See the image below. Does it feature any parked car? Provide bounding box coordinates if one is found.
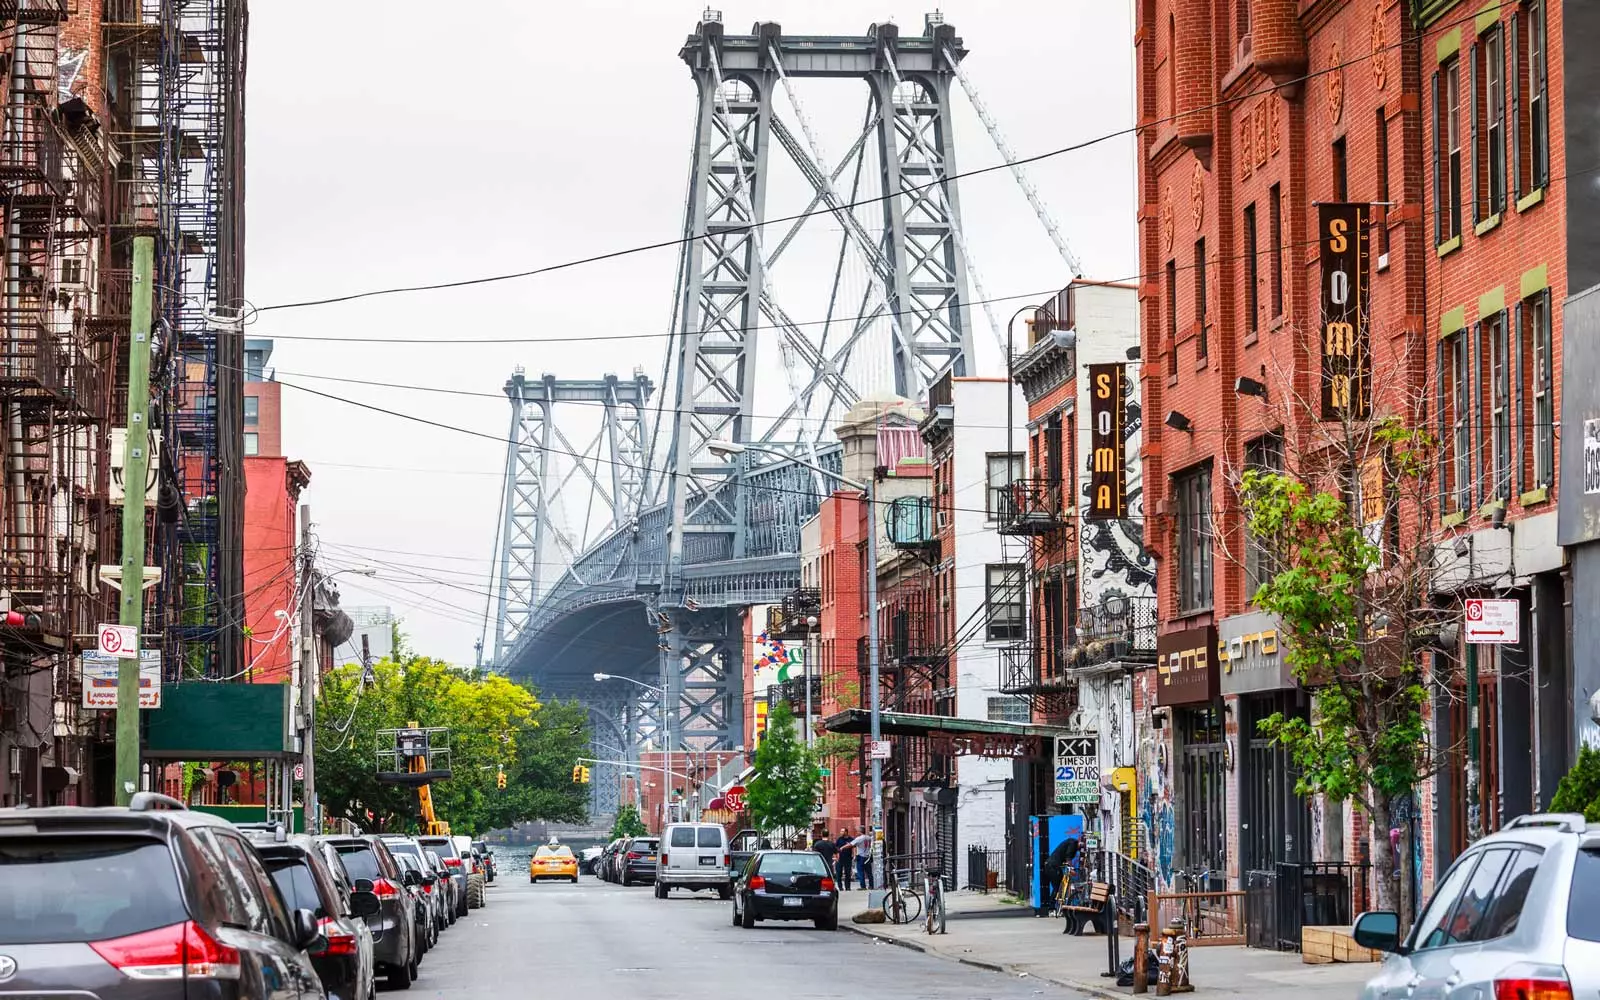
[731,849,840,930]
[657,822,732,899]
[599,838,626,882]
[391,853,439,958]
[580,845,604,875]
[382,836,448,936]
[320,833,420,989]
[618,836,660,886]
[245,829,380,1000]
[530,843,580,883]
[0,793,328,1000]
[1354,812,1599,1000]
[729,827,770,876]
[418,835,471,918]
[424,849,459,925]
[471,840,496,882]
[452,834,488,909]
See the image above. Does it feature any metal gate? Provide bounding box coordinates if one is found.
[1178,706,1227,871]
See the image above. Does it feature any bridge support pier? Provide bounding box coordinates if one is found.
[660,605,745,753]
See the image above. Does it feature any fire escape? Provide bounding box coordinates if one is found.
[859,584,952,796]
[996,476,1080,721]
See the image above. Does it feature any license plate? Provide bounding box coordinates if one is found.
[782,896,803,908]
[699,857,717,866]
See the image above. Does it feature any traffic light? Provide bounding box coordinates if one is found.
[496,770,506,789]
[580,766,591,784]
[570,765,582,783]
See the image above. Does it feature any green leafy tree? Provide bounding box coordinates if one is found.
[745,700,821,843]
[610,804,648,840]
[1238,415,1456,923]
[1551,745,1600,822]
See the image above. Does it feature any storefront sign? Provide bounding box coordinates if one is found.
[1217,611,1295,695]
[1318,202,1372,420]
[81,651,162,709]
[930,734,1032,760]
[1155,625,1219,706]
[1054,735,1099,804]
[1086,364,1127,520]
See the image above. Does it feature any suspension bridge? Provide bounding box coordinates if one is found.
[484,11,1079,819]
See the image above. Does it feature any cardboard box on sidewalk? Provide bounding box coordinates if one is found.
[1301,925,1380,964]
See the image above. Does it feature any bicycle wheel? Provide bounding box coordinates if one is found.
[886,888,908,925]
[933,886,946,935]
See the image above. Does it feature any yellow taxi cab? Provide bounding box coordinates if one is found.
[530,843,579,883]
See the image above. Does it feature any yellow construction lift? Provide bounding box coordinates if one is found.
[377,723,454,834]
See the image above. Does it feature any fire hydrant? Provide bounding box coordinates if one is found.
[1155,919,1192,995]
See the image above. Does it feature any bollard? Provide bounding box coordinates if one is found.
[1132,922,1150,994]
[1168,918,1193,993]
[1156,924,1175,996]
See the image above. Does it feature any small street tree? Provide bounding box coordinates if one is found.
[610,804,648,840]
[745,700,822,844]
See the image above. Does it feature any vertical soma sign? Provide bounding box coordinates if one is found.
[1087,363,1127,520]
[1318,202,1371,420]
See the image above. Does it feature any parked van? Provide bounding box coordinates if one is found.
[656,822,732,899]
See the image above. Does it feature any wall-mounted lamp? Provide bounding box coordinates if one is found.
[1164,410,1193,434]
[1234,376,1269,400]
[1451,535,1471,559]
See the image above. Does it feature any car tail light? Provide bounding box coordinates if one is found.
[91,921,241,981]
[371,877,401,899]
[821,878,836,892]
[315,918,359,957]
[422,880,434,893]
[748,876,765,891]
[442,857,462,868]
[723,853,730,866]
[627,851,643,860]
[660,854,668,867]
[1495,981,1574,1000]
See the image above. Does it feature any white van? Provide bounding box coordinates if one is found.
[655,822,732,899]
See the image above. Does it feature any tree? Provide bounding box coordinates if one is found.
[1237,414,1457,925]
[1551,746,1600,823]
[610,804,648,840]
[744,700,821,843]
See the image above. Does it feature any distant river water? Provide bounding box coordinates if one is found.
[492,844,535,877]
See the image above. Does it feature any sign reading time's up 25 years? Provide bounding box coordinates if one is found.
[1086,363,1127,521]
[1319,202,1372,420]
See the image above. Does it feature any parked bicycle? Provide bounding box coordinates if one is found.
[884,866,923,925]
[1175,867,1215,940]
[923,868,946,935]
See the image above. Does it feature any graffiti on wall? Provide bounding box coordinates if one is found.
[1138,722,1176,889]
[58,47,87,104]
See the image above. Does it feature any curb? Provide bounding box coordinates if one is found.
[841,922,1130,1000]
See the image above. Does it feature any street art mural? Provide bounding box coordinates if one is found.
[1137,711,1176,889]
[748,605,803,699]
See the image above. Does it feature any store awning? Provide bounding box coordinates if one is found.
[821,709,1073,760]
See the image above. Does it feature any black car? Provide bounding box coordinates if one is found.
[0,793,328,1000]
[246,831,381,1000]
[731,850,839,930]
[318,834,419,989]
[618,836,659,886]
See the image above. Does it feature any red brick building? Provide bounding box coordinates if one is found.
[242,340,309,683]
[1134,0,1572,913]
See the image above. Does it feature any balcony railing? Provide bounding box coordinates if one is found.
[765,588,821,639]
[0,107,67,196]
[773,676,823,714]
[1066,595,1159,667]
[997,479,1067,536]
[885,495,938,550]
[997,640,1080,694]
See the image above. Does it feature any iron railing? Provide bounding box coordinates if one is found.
[1066,595,1159,667]
[998,640,1081,697]
[966,844,1009,893]
[1085,848,1158,922]
[1245,861,1374,952]
[997,478,1068,536]
[773,676,822,714]
[885,495,938,549]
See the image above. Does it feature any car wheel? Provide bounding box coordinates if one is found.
[386,963,413,991]
[731,899,741,926]
[740,901,757,929]
[655,880,667,899]
[408,957,420,980]
[570,876,579,883]
[718,884,733,901]
[621,873,632,887]
[815,913,838,931]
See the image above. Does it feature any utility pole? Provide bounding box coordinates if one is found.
[300,504,318,831]
[114,236,155,806]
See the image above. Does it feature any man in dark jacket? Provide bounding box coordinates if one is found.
[833,830,855,889]
[1040,836,1080,914]
[813,832,839,880]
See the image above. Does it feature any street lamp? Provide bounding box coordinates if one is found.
[707,438,886,890]
[595,672,675,826]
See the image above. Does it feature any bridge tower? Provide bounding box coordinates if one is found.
[489,369,653,668]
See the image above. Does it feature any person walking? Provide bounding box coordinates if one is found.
[812,832,839,884]
[833,830,854,890]
[849,827,873,890]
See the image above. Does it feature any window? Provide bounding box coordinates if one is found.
[244,432,259,456]
[1175,464,1213,613]
[1435,60,1463,243]
[1447,332,1471,511]
[1332,138,1348,202]
[59,258,83,286]
[1569,849,1600,941]
[1522,291,1554,490]
[1412,853,1480,951]
[1479,847,1541,940]
[669,827,695,848]
[1268,186,1283,318]
[244,349,265,381]
[1243,203,1259,335]
[1194,238,1207,359]
[986,453,1023,520]
[985,564,1025,641]
[244,395,259,425]
[1166,260,1178,374]
[1475,25,1507,219]
[1243,434,1284,600]
[0,838,190,943]
[697,827,723,848]
[1166,15,1177,124]
[1376,107,1391,255]
[1514,1,1549,194]
[1487,313,1510,500]
[264,858,332,920]
[987,696,1030,724]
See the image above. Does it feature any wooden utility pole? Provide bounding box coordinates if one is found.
[300,504,318,830]
[114,236,155,805]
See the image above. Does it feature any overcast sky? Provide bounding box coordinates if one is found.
[243,1,1136,665]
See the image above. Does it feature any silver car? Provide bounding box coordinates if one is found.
[1355,812,1598,1000]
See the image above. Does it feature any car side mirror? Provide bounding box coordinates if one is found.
[1352,911,1404,953]
[402,869,422,887]
[349,890,381,919]
[352,878,374,893]
[291,908,325,952]
[422,874,437,886]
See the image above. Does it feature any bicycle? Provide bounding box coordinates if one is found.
[923,869,946,935]
[884,867,923,925]
[1175,868,1214,940]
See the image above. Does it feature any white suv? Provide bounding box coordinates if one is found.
[656,823,733,899]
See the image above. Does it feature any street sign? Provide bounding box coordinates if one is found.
[724,785,746,812]
[81,650,161,709]
[97,622,138,660]
[294,763,305,781]
[1054,734,1099,804]
[869,740,892,761]
[1464,598,1519,644]
[818,767,832,777]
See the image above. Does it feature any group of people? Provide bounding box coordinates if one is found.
[810,828,875,890]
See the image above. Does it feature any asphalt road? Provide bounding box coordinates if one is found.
[409,873,1091,1000]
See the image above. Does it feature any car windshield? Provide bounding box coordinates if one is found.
[264,857,330,920]
[630,840,658,852]
[419,837,457,858]
[383,840,421,858]
[697,828,721,848]
[334,844,382,881]
[669,828,694,847]
[535,846,574,858]
[758,852,830,876]
[0,837,189,944]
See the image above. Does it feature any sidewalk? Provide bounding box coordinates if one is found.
[838,890,1377,1000]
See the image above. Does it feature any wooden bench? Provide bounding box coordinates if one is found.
[1061,881,1111,935]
